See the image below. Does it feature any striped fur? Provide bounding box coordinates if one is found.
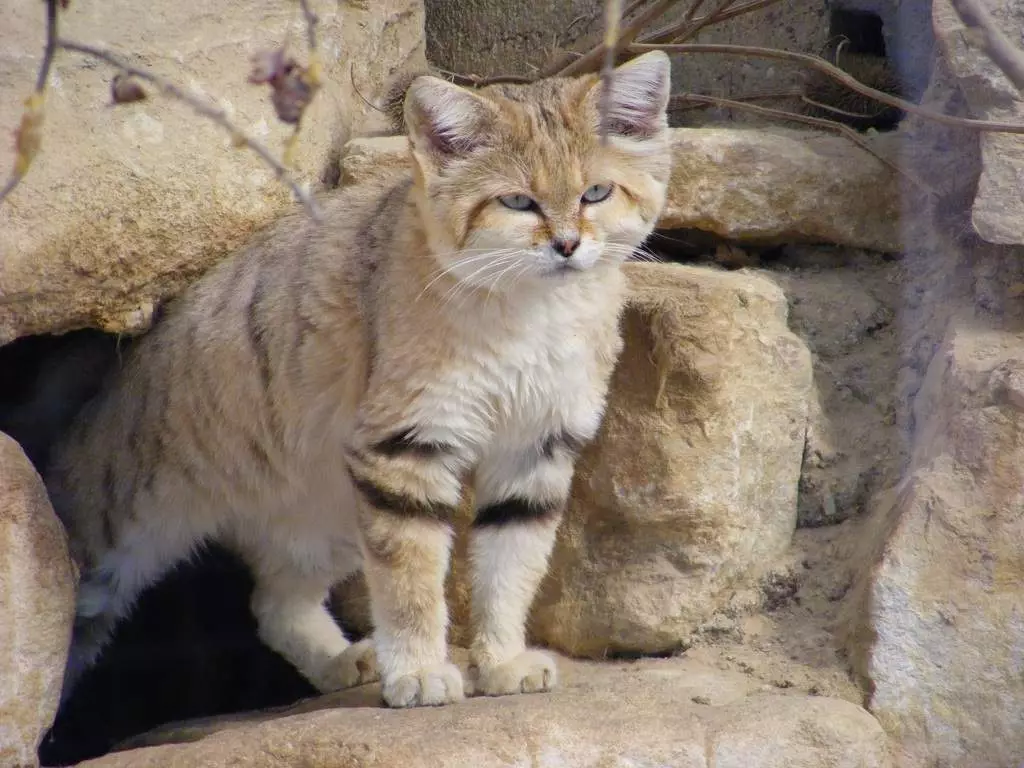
[46,52,673,708]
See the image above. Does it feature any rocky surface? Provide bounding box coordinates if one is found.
[342,129,905,252]
[0,433,77,768]
[844,319,1024,768]
[932,0,1024,245]
[531,264,812,656]
[83,654,891,768]
[0,0,425,343]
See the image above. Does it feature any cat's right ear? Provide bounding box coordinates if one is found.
[404,77,495,166]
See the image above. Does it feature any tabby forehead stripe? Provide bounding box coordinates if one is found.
[474,496,560,527]
[348,470,457,524]
[370,428,454,458]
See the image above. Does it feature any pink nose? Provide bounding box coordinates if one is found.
[552,237,580,257]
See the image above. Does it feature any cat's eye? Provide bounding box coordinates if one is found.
[581,184,613,204]
[498,194,537,211]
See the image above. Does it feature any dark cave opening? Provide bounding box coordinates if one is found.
[0,332,324,766]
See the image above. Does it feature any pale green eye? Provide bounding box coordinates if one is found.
[581,184,613,204]
[498,194,536,211]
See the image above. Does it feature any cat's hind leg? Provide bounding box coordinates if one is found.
[243,537,379,693]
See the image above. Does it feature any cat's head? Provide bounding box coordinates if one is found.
[403,51,672,289]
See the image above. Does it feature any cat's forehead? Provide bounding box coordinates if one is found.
[479,79,597,189]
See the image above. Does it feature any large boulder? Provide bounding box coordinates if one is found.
[0,0,426,343]
[932,0,1024,245]
[0,433,77,768]
[844,319,1024,767]
[79,654,891,768]
[532,264,813,656]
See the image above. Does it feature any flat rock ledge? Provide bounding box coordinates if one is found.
[342,128,903,253]
[86,655,891,768]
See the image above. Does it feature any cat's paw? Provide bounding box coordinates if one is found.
[382,662,465,708]
[319,639,379,691]
[473,649,557,697]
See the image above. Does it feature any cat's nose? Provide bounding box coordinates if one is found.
[551,236,580,258]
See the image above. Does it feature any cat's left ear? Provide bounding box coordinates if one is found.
[588,50,671,140]
[404,76,496,166]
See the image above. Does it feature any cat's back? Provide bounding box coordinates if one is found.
[46,177,411,560]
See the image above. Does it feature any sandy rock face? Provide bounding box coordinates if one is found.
[0,433,77,768]
[78,655,891,768]
[0,0,425,343]
[932,0,1024,245]
[531,264,813,656]
[845,319,1024,767]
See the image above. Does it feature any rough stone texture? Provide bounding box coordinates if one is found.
[0,0,426,343]
[530,264,812,657]
[81,655,891,768]
[0,432,77,768]
[341,128,905,251]
[771,246,905,528]
[932,0,1024,245]
[843,320,1024,768]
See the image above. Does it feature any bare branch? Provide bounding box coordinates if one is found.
[57,39,323,221]
[642,0,783,43]
[672,92,935,195]
[948,0,1024,93]
[297,0,319,54]
[550,0,683,78]
[633,42,1024,133]
[599,0,625,144]
[0,0,59,206]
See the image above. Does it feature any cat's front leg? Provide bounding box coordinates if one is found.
[467,431,581,697]
[346,428,466,708]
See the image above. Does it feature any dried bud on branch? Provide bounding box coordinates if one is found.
[111,73,147,104]
[249,46,318,125]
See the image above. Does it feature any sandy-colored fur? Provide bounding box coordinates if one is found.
[46,52,673,708]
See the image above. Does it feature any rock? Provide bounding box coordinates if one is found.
[843,319,1024,767]
[0,432,77,768]
[0,0,426,343]
[340,129,904,252]
[80,655,891,767]
[932,0,1024,245]
[530,264,813,657]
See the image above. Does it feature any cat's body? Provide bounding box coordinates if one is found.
[47,52,673,708]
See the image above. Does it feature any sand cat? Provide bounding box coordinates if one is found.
[46,51,673,708]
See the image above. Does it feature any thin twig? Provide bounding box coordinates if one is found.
[800,94,888,121]
[632,43,1024,133]
[671,89,802,111]
[550,0,682,77]
[57,39,323,220]
[642,0,783,43]
[672,92,934,195]
[297,0,318,53]
[674,0,736,43]
[948,0,1024,93]
[0,0,59,205]
[599,0,624,144]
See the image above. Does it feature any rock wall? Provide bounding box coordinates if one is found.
[0,0,426,343]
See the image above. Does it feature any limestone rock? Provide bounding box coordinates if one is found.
[0,433,77,768]
[932,0,1024,245]
[81,655,891,768]
[340,129,904,252]
[0,0,425,343]
[843,319,1024,767]
[531,264,813,657]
